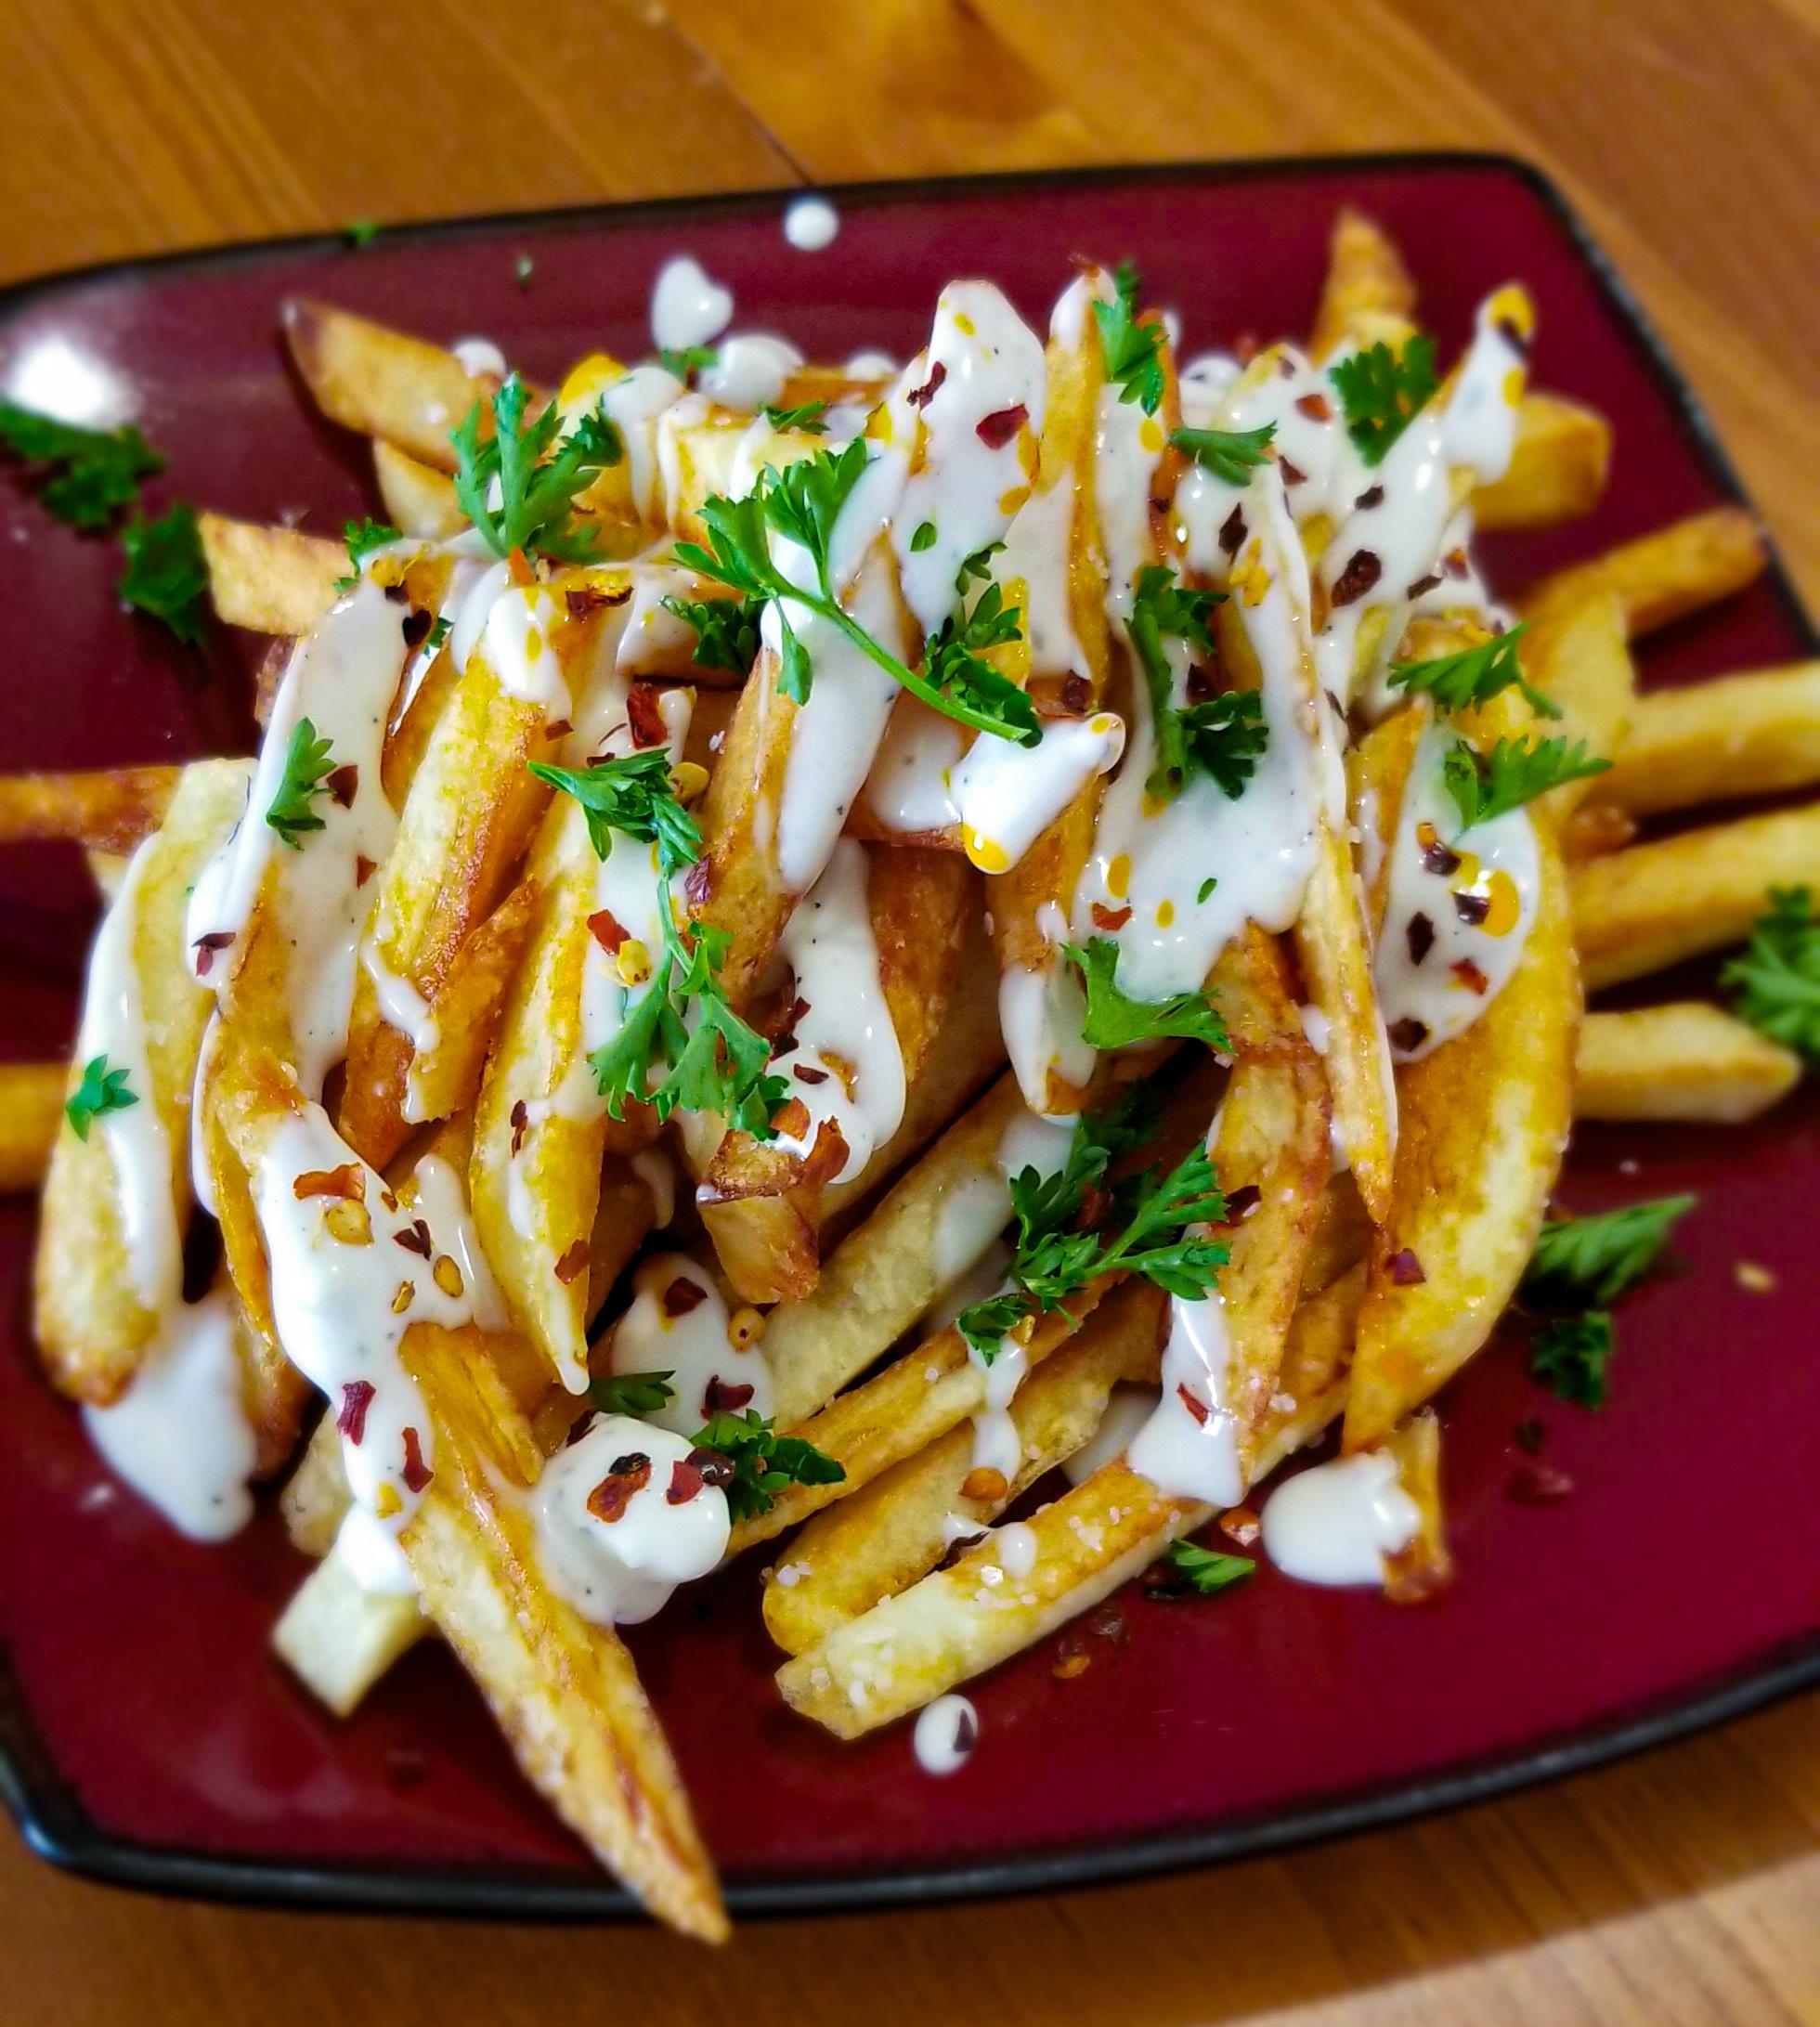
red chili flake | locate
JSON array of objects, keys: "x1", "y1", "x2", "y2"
[
  {"x1": 950, "y1": 1704, "x2": 979, "y2": 1755},
  {"x1": 509, "y1": 1099, "x2": 529, "y2": 1155},
  {"x1": 383, "y1": 580, "x2": 410, "y2": 605},
  {"x1": 543, "y1": 718, "x2": 573, "y2": 742},
  {"x1": 400, "y1": 1426, "x2": 433, "y2": 1493},
  {"x1": 906, "y1": 360, "x2": 946, "y2": 409},
  {"x1": 1218, "y1": 504, "x2": 1247, "y2": 554},
  {"x1": 1086, "y1": 1602, "x2": 1128, "y2": 1645},
  {"x1": 355, "y1": 853, "x2": 377, "y2": 887},
  {"x1": 586, "y1": 1452, "x2": 651, "y2": 1523},
  {"x1": 1232, "y1": 331, "x2": 1260, "y2": 365},
  {"x1": 1186, "y1": 662, "x2": 1218, "y2": 704},
  {"x1": 325, "y1": 764, "x2": 359, "y2": 809},
  {"x1": 1421, "y1": 831, "x2": 1462, "y2": 877},
  {"x1": 1325, "y1": 687, "x2": 1347, "y2": 724},
  {"x1": 975, "y1": 403, "x2": 1027, "y2": 448},
  {"x1": 336, "y1": 1380, "x2": 376, "y2": 1444},
  {"x1": 1506, "y1": 1460, "x2": 1573, "y2": 1505},
  {"x1": 1442, "y1": 546, "x2": 1471, "y2": 579},
  {"x1": 566, "y1": 583, "x2": 630, "y2": 619},
  {"x1": 703, "y1": 1375, "x2": 755, "y2": 1414},
  {"x1": 1060, "y1": 672, "x2": 1091, "y2": 715},
  {"x1": 1279, "y1": 457, "x2": 1306, "y2": 487},
  {"x1": 1223, "y1": 1183, "x2": 1262, "y2": 1222},
  {"x1": 1406, "y1": 571, "x2": 1443, "y2": 599},
  {"x1": 1090, "y1": 903, "x2": 1133, "y2": 931},
  {"x1": 1387, "y1": 1248, "x2": 1426, "y2": 1286},
  {"x1": 662, "y1": 1277, "x2": 708, "y2": 1318},
  {"x1": 768, "y1": 994, "x2": 811, "y2": 1058},
  {"x1": 554, "y1": 1240, "x2": 591, "y2": 1284},
  {"x1": 666, "y1": 1456, "x2": 705, "y2": 1506},
  {"x1": 401, "y1": 607, "x2": 434, "y2": 649},
  {"x1": 1406, "y1": 911, "x2": 1436, "y2": 966},
  {"x1": 1495, "y1": 315, "x2": 1532, "y2": 360},
  {"x1": 191, "y1": 929, "x2": 234, "y2": 977},
  {"x1": 1514, "y1": 1416, "x2": 1546, "y2": 1454},
  {"x1": 1451, "y1": 956, "x2": 1489, "y2": 995},
  {"x1": 1388, "y1": 1016, "x2": 1430, "y2": 1054},
  {"x1": 1176, "y1": 1383, "x2": 1211, "y2": 1426},
  {"x1": 692, "y1": 1449, "x2": 735, "y2": 1490},
  {"x1": 1074, "y1": 1180, "x2": 1112, "y2": 1231},
  {"x1": 1453, "y1": 890, "x2": 1490, "y2": 927},
  {"x1": 1220, "y1": 1506, "x2": 1260, "y2": 1547},
  {"x1": 293, "y1": 1163, "x2": 365, "y2": 1202},
  {"x1": 683, "y1": 860, "x2": 712, "y2": 909},
  {"x1": 1330, "y1": 549, "x2": 1382, "y2": 607},
  {"x1": 1355, "y1": 484, "x2": 1385, "y2": 510},
  {"x1": 393, "y1": 1220, "x2": 434, "y2": 1257},
  {"x1": 586, "y1": 908, "x2": 629, "y2": 955},
  {"x1": 1273, "y1": 349, "x2": 1294, "y2": 378},
  {"x1": 792, "y1": 1063, "x2": 830, "y2": 1085},
  {"x1": 937, "y1": 1529, "x2": 987, "y2": 1571},
  {"x1": 1294, "y1": 391, "x2": 1332, "y2": 422},
  {"x1": 626, "y1": 685, "x2": 668, "y2": 749},
  {"x1": 771, "y1": 1096, "x2": 812, "y2": 1139}
]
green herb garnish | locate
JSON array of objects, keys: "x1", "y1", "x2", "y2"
[
  {"x1": 1095, "y1": 261, "x2": 1165, "y2": 416},
  {"x1": 450, "y1": 372, "x2": 622, "y2": 565},
  {"x1": 65, "y1": 1055, "x2": 137, "y2": 1141},
  {"x1": 1524, "y1": 1196, "x2": 1696, "y2": 1309},
  {"x1": 1388, "y1": 621, "x2": 1558, "y2": 719},
  {"x1": 1153, "y1": 1540, "x2": 1255, "y2": 1596},
  {"x1": 343, "y1": 220, "x2": 381, "y2": 248},
  {"x1": 1440, "y1": 734, "x2": 1609, "y2": 831},
  {"x1": 1126, "y1": 565, "x2": 1247, "y2": 803},
  {"x1": 119, "y1": 502, "x2": 209, "y2": 645},
  {"x1": 335, "y1": 516, "x2": 402, "y2": 591},
  {"x1": 1329, "y1": 336, "x2": 1439, "y2": 466},
  {"x1": 589, "y1": 1371, "x2": 676, "y2": 1417},
  {"x1": 1060, "y1": 937, "x2": 1228, "y2": 1053},
  {"x1": 1169, "y1": 422, "x2": 1277, "y2": 486},
  {"x1": 1530, "y1": 1311, "x2": 1615, "y2": 1410},
  {"x1": 661, "y1": 592, "x2": 765, "y2": 676},
  {"x1": 1722, "y1": 887, "x2": 1820, "y2": 1062},
  {"x1": 265, "y1": 716, "x2": 338, "y2": 848},
  {"x1": 0, "y1": 400, "x2": 162, "y2": 529},
  {"x1": 761, "y1": 402, "x2": 828, "y2": 434},
  {"x1": 530, "y1": 749, "x2": 702, "y2": 878},
  {"x1": 659, "y1": 345, "x2": 719, "y2": 382},
  {"x1": 692, "y1": 1410, "x2": 845, "y2": 1521}
]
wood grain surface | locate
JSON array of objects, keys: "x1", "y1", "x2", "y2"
[{"x1": 1, "y1": 0, "x2": 1814, "y2": 2019}]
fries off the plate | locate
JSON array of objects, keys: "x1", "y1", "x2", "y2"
[{"x1": 9, "y1": 196, "x2": 1813, "y2": 1937}]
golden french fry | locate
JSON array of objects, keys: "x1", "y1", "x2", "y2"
[
  {"x1": 1308, "y1": 207, "x2": 1417, "y2": 361},
  {"x1": 199, "y1": 513, "x2": 345, "y2": 635},
  {"x1": 1379, "y1": 1408, "x2": 1451, "y2": 1603},
  {"x1": 1558, "y1": 800, "x2": 1639, "y2": 864},
  {"x1": 1595, "y1": 661, "x2": 1820, "y2": 818},
  {"x1": 272, "y1": 1539, "x2": 426, "y2": 1719},
  {"x1": 1524, "y1": 590, "x2": 1635, "y2": 823},
  {"x1": 0, "y1": 1063, "x2": 68, "y2": 1193},
  {"x1": 1517, "y1": 506, "x2": 1765, "y2": 638},
  {"x1": 1575, "y1": 1003, "x2": 1802, "y2": 1123},
  {"x1": 280, "y1": 1411, "x2": 350, "y2": 1557},
  {"x1": 1473, "y1": 394, "x2": 1612, "y2": 531},
  {"x1": 1571, "y1": 803, "x2": 1820, "y2": 992},
  {"x1": 0, "y1": 766, "x2": 180, "y2": 852},
  {"x1": 372, "y1": 438, "x2": 465, "y2": 539},
  {"x1": 401, "y1": 877, "x2": 542, "y2": 1127},
  {"x1": 398, "y1": 1319, "x2": 727, "y2": 1943}
]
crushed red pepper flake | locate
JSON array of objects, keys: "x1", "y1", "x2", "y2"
[
  {"x1": 1388, "y1": 1015, "x2": 1430, "y2": 1054},
  {"x1": 1222, "y1": 1183, "x2": 1263, "y2": 1223},
  {"x1": 1443, "y1": 546, "x2": 1471, "y2": 579},
  {"x1": 937, "y1": 1529, "x2": 987, "y2": 1571},
  {"x1": 1451, "y1": 956, "x2": 1490, "y2": 995},
  {"x1": 1090, "y1": 902, "x2": 1133, "y2": 931},
  {"x1": 906, "y1": 360, "x2": 946, "y2": 409},
  {"x1": 587, "y1": 1452, "x2": 651, "y2": 1523},
  {"x1": 587, "y1": 907, "x2": 630, "y2": 954},
  {"x1": 666, "y1": 1456, "x2": 706, "y2": 1505},
  {"x1": 1051, "y1": 1637, "x2": 1092, "y2": 1682},
  {"x1": 400, "y1": 1426, "x2": 432, "y2": 1493},
  {"x1": 1355, "y1": 483, "x2": 1384, "y2": 509},
  {"x1": 1330, "y1": 549, "x2": 1382, "y2": 607},
  {"x1": 1060, "y1": 672, "x2": 1092, "y2": 715},
  {"x1": 325, "y1": 764, "x2": 359, "y2": 809},
  {"x1": 1407, "y1": 912, "x2": 1436, "y2": 966},
  {"x1": 293, "y1": 1163, "x2": 365, "y2": 1202},
  {"x1": 1220, "y1": 1506, "x2": 1261, "y2": 1547},
  {"x1": 553, "y1": 1240, "x2": 591, "y2": 1284},
  {"x1": 355, "y1": 853, "x2": 377, "y2": 887},
  {"x1": 1453, "y1": 890, "x2": 1491, "y2": 927},
  {"x1": 1406, "y1": 570, "x2": 1443, "y2": 599},
  {"x1": 1387, "y1": 1248, "x2": 1426, "y2": 1285},
  {"x1": 975, "y1": 403, "x2": 1027, "y2": 448},
  {"x1": 510, "y1": 1098, "x2": 529, "y2": 1154},
  {"x1": 626, "y1": 685, "x2": 668, "y2": 749},
  {"x1": 401, "y1": 607, "x2": 433, "y2": 649},
  {"x1": 336, "y1": 1380, "x2": 376, "y2": 1444},
  {"x1": 703, "y1": 1374, "x2": 754, "y2": 1414},
  {"x1": 393, "y1": 1219, "x2": 434, "y2": 1257},
  {"x1": 1176, "y1": 1383, "x2": 1211, "y2": 1426},
  {"x1": 1294, "y1": 391, "x2": 1332, "y2": 422},
  {"x1": 1419, "y1": 825, "x2": 1462, "y2": 877},
  {"x1": 191, "y1": 929, "x2": 233, "y2": 977},
  {"x1": 1217, "y1": 504, "x2": 1247, "y2": 554},
  {"x1": 792, "y1": 1063, "x2": 830, "y2": 1085},
  {"x1": 1279, "y1": 456, "x2": 1306, "y2": 487},
  {"x1": 1086, "y1": 1601, "x2": 1128, "y2": 1645},
  {"x1": 661, "y1": 1277, "x2": 708, "y2": 1318}
]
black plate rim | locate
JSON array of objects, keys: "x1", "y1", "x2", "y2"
[{"x1": 2, "y1": 148, "x2": 1815, "y2": 1925}]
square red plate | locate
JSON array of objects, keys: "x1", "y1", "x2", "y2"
[{"x1": 1, "y1": 155, "x2": 1814, "y2": 1920}]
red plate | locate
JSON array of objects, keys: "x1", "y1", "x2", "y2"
[{"x1": 1, "y1": 156, "x2": 1815, "y2": 1918}]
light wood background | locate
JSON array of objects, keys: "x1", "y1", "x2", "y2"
[{"x1": 1, "y1": 1, "x2": 1814, "y2": 2020}]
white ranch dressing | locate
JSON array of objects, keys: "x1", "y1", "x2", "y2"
[
  {"x1": 1125, "y1": 1281, "x2": 1244, "y2": 1507},
  {"x1": 334, "y1": 1501, "x2": 420, "y2": 1595},
  {"x1": 699, "y1": 333, "x2": 803, "y2": 412},
  {"x1": 782, "y1": 195, "x2": 840, "y2": 252},
  {"x1": 998, "y1": 955, "x2": 1094, "y2": 1121},
  {"x1": 449, "y1": 335, "x2": 507, "y2": 380},
  {"x1": 864, "y1": 704, "x2": 967, "y2": 835},
  {"x1": 607, "y1": 1253, "x2": 774, "y2": 1435},
  {"x1": 950, "y1": 710, "x2": 1124, "y2": 875},
  {"x1": 1260, "y1": 1449, "x2": 1419, "y2": 1587},
  {"x1": 649, "y1": 255, "x2": 734, "y2": 356},
  {"x1": 600, "y1": 365, "x2": 688, "y2": 523},
  {"x1": 532, "y1": 1413, "x2": 730, "y2": 1626},
  {"x1": 914, "y1": 1693, "x2": 978, "y2": 1775},
  {"x1": 478, "y1": 580, "x2": 575, "y2": 715},
  {"x1": 1062, "y1": 1383, "x2": 1160, "y2": 1487},
  {"x1": 997, "y1": 474, "x2": 1085, "y2": 677}
]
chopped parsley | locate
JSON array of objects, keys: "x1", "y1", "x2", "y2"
[
  {"x1": 0, "y1": 399, "x2": 163, "y2": 530},
  {"x1": 65, "y1": 1055, "x2": 137, "y2": 1141},
  {"x1": 265, "y1": 716, "x2": 338, "y2": 848},
  {"x1": 692, "y1": 1410, "x2": 845, "y2": 1521},
  {"x1": 119, "y1": 502, "x2": 209, "y2": 645},
  {"x1": 334, "y1": 516, "x2": 402, "y2": 591},
  {"x1": 514, "y1": 253, "x2": 535, "y2": 291},
  {"x1": 1060, "y1": 937, "x2": 1229, "y2": 1053},
  {"x1": 761, "y1": 401, "x2": 828, "y2": 434},
  {"x1": 342, "y1": 219, "x2": 382, "y2": 248},
  {"x1": 1523, "y1": 1196, "x2": 1696, "y2": 1308},
  {"x1": 1722, "y1": 886, "x2": 1820, "y2": 1062},
  {"x1": 1153, "y1": 1540, "x2": 1255, "y2": 1596},
  {"x1": 1126, "y1": 564, "x2": 1248, "y2": 803},
  {"x1": 1440, "y1": 734, "x2": 1609, "y2": 831},
  {"x1": 1095, "y1": 261, "x2": 1165, "y2": 416},
  {"x1": 1329, "y1": 336, "x2": 1438, "y2": 466},
  {"x1": 450, "y1": 372, "x2": 622, "y2": 565},
  {"x1": 659, "y1": 345, "x2": 719, "y2": 382},
  {"x1": 1169, "y1": 422, "x2": 1277, "y2": 486},
  {"x1": 1530, "y1": 1310, "x2": 1615, "y2": 1410},
  {"x1": 661, "y1": 591, "x2": 765, "y2": 676},
  {"x1": 910, "y1": 519, "x2": 938, "y2": 552},
  {"x1": 1387, "y1": 621, "x2": 1559, "y2": 719},
  {"x1": 425, "y1": 616, "x2": 451, "y2": 652},
  {"x1": 530, "y1": 749, "x2": 702, "y2": 877},
  {"x1": 588, "y1": 1371, "x2": 675, "y2": 1417}
]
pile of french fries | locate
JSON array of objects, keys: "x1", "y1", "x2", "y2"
[{"x1": 7, "y1": 207, "x2": 1814, "y2": 1940}]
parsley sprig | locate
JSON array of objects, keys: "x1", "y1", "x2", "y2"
[
  {"x1": 661, "y1": 591, "x2": 765, "y2": 675},
  {"x1": 1127, "y1": 565, "x2": 1255, "y2": 803},
  {"x1": 530, "y1": 749, "x2": 702, "y2": 878},
  {"x1": 1722, "y1": 887, "x2": 1820, "y2": 1061},
  {"x1": 265, "y1": 717, "x2": 338, "y2": 848},
  {"x1": 450, "y1": 373, "x2": 622, "y2": 565},
  {"x1": 1441, "y1": 734, "x2": 1608, "y2": 831},
  {"x1": 0, "y1": 400, "x2": 162, "y2": 529},
  {"x1": 65, "y1": 1055, "x2": 137, "y2": 1140},
  {"x1": 1153, "y1": 1540, "x2": 1255, "y2": 1596},
  {"x1": 676, "y1": 444, "x2": 1040, "y2": 745},
  {"x1": 1169, "y1": 422, "x2": 1277, "y2": 486},
  {"x1": 1095, "y1": 262, "x2": 1165, "y2": 416},
  {"x1": 692, "y1": 1410, "x2": 844, "y2": 1521},
  {"x1": 1530, "y1": 1311, "x2": 1615, "y2": 1410},
  {"x1": 1388, "y1": 621, "x2": 1559, "y2": 719},
  {"x1": 761, "y1": 401, "x2": 828, "y2": 434},
  {"x1": 659, "y1": 345, "x2": 719, "y2": 383},
  {"x1": 119, "y1": 503, "x2": 209, "y2": 645},
  {"x1": 1330, "y1": 337, "x2": 1438, "y2": 466},
  {"x1": 1523, "y1": 1196, "x2": 1696, "y2": 1309},
  {"x1": 335, "y1": 516, "x2": 401, "y2": 591},
  {"x1": 589, "y1": 1371, "x2": 676, "y2": 1417},
  {"x1": 1060, "y1": 938, "x2": 1229, "y2": 1053}
]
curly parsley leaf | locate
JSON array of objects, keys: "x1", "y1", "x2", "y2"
[
  {"x1": 761, "y1": 401, "x2": 828, "y2": 434},
  {"x1": 1126, "y1": 564, "x2": 1237, "y2": 803},
  {"x1": 1169, "y1": 422, "x2": 1277, "y2": 486},
  {"x1": 692, "y1": 1409, "x2": 844, "y2": 1521},
  {"x1": 910, "y1": 519, "x2": 938, "y2": 552},
  {"x1": 1179, "y1": 689, "x2": 1268, "y2": 799},
  {"x1": 118, "y1": 503, "x2": 209, "y2": 645},
  {"x1": 65, "y1": 1054, "x2": 137, "y2": 1141},
  {"x1": 265, "y1": 716, "x2": 338, "y2": 848},
  {"x1": 924, "y1": 575, "x2": 1036, "y2": 742},
  {"x1": 588, "y1": 1371, "x2": 675, "y2": 1417},
  {"x1": 0, "y1": 399, "x2": 163, "y2": 529},
  {"x1": 1530, "y1": 1310, "x2": 1615, "y2": 1410},
  {"x1": 1524, "y1": 1195, "x2": 1696, "y2": 1309},
  {"x1": 1329, "y1": 336, "x2": 1439, "y2": 466},
  {"x1": 661, "y1": 591, "x2": 765, "y2": 675},
  {"x1": 530, "y1": 748, "x2": 702, "y2": 878},
  {"x1": 1388, "y1": 621, "x2": 1559, "y2": 719},
  {"x1": 1060, "y1": 937, "x2": 1228, "y2": 1053},
  {"x1": 334, "y1": 516, "x2": 402, "y2": 591},
  {"x1": 1440, "y1": 734, "x2": 1609, "y2": 831},
  {"x1": 1722, "y1": 886, "x2": 1820, "y2": 1062},
  {"x1": 1153, "y1": 1540, "x2": 1255, "y2": 1597},
  {"x1": 450, "y1": 373, "x2": 622, "y2": 565},
  {"x1": 342, "y1": 219, "x2": 382, "y2": 248},
  {"x1": 659, "y1": 344, "x2": 719, "y2": 383},
  {"x1": 1095, "y1": 261, "x2": 1165, "y2": 416}
]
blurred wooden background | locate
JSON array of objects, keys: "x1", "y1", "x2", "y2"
[{"x1": 1, "y1": 0, "x2": 1814, "y2": 2020}]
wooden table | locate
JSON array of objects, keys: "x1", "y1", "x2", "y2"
[{"x1": 2, "y1": 1, "x2": 1814, "y2": 2019}]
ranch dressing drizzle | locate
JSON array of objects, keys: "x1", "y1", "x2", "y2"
[
  {"x1": 864, "y1": 705, "x2": 967, "y2": 835},
  {"x1": 997, "y1": 474, "x2": 1085, "y2": 677},
  {"x1": 950, "y1": 711, "x2": 1125, "y2": 876},
  {"x1": 1375, "y1": 720, "x2": 1540, "y2": 1060},
  {"x1": 606, "y1": 1253, "x2": 774, "y2": 1434},
  {"x1": 532, "y1": 1411, "x2": 731, "y2": 1626},
  {"x1": 768, "y1": 838, "x2": 906, "y2": 1184},
  {"x1": 185, "y1": 578, "x2": 410, "y2": 1096},
  {"x1": 1260, "y1": 1449, "x2": 1419, "y2": 1587},
  {"x1": 601, "y1": 365, "x2": 689, "y2": 525},
  {"x1": 782, "y1": 195, "x2": 840, "y2": 252},
  {"x1": 698, "y1": 333, "x2": 803, "y2": 413},
  {"x1": 914, "y1": 1693, "x2": 978, "y2": 1774},
  {"x1": 1126, "y1": 1259, "x2": 1243, "y2": 1503},
  {"x1": 649, "y1": 255, "x2": 734, "y2": 356}
]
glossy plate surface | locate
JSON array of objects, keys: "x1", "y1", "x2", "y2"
[{"x1": 0, "y1": 155, "x2": 1814, "y2": 1918}]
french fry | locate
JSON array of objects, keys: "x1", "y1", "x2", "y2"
[
  {"x1": 280, "y1": 1411, "x2": 349, "y2": 1557},
  {"x1": 399, "y1": 876, "x2": 541, "y2": 1128},
  {"x1": 1595, "y1": 661, "x2": 1820, "y2": 817},
  {"x1": 1517, "y1": 506, "x2": 1766, "y2": 638},
  {"x1": 1558, "y1": 800, "x2": 1639, "y2": 864},
  {"x1": 1571, "y1": 803, "x2": 1820, "y2": 991},
  {"x1": 0, "y1": 766, "x2": 179, "y2": 852},
  {"x1": 1576, "y1": 1003, "x2": 1802, "y2": 1123},
  {"x1": 372, "y1": 438, "x2": 465, "y2": 539},
  {"x1": 272, "y1": 1537, "x2": 425, "y2": 1719},
  {"x1": 281, "y1": 299, "x2": 500, "y2": 472},
  {"x1": 1473, "y1": 394, "x2": 1611, "y2": 530},
  {"x1": 0, "y1": 1063, "x2": 66, "y2": 1193},
  {"x1": 397, "y1": 1319, "x2": 727, "y2": 1942},
  {"x1": 1524, "y1": 590, "x2": 1635, "y2": 822},
  {"x1": 199, "y1": 513, "x2": 345, "y2": 636},
  {"x1": 1379, "y1": 1408, "x2": 1451, "y2": 1603},
  {"x1": 1308, "y1": 207, "x2": 1417, "y2": 360}
]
